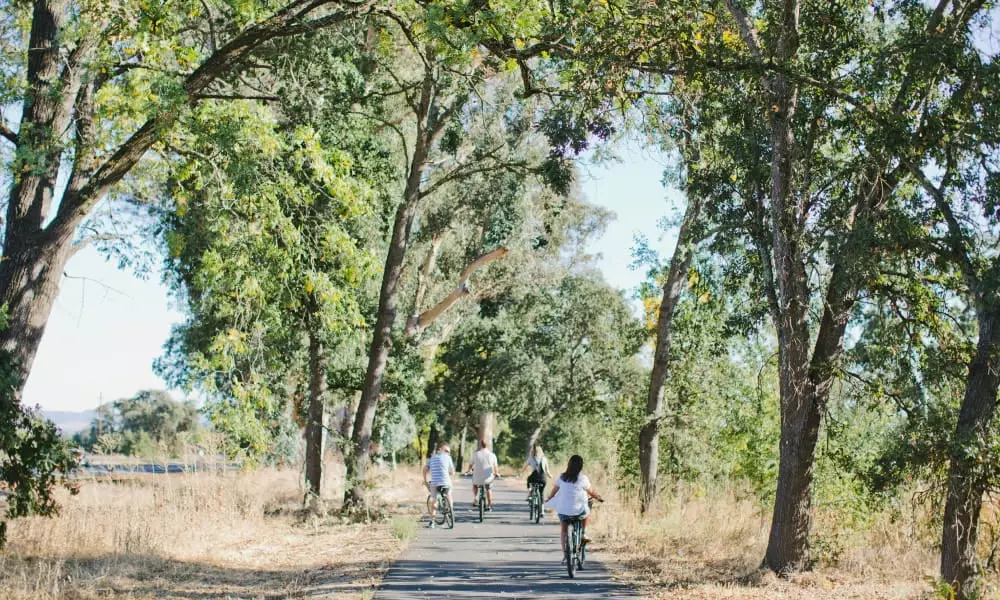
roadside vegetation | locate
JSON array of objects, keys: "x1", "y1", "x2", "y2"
[
  {"x1": 0, "y1": 464, "x2": 425, "y2": 600},
  {"x1": 2, "y1": 1, "x2": 1000, "y2": 599}
]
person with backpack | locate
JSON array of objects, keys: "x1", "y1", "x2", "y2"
[{"x1": 522, "y1": 443, "x2": 552, "y2": 499}]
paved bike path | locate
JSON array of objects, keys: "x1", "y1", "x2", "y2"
[{"x1": 376, "y1": 480, "x2": 636, "y2": 599}]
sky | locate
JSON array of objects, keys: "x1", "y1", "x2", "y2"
[{"x1": 25, "y1": 147, "x2": 683, "y2": 413}]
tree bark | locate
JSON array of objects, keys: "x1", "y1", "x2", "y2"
[
  {"x1": 941, "y1": 310, "x2": 1000, "y2": 598},
  {"x1": 343, "y1": 199, "x2": 418, "y2": 511},
  {"x1": 0, "y1": 232, "x2": 76, "y2": 385},
  {"x1": 639, "y1": 195, "x2": 701, "y2": 513},
  {"x1": 526, "y1": 410, "x2": 556, "y2": 458},
  {"x1": 405, "y1": 247, "x2": 509, "y2": 337},
  {"x1": 478, "y1": 412, "x2": 496, "y2": 447},
  {"x1": 304, "y1": 327, "x2": 328, "y2": 500}
]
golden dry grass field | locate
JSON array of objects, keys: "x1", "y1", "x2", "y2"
[
  {"x1": 587, "y1": 472, "x2": 1000, "y2": 600},
  {"x1": 0, "y1": 463, "x2": 426, "y2": 600},
  {"x1": 3, "y1": 462, "x2": 998, "y2": 599}
]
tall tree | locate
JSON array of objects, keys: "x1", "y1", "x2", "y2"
[
  {"x1": 341, "y1": 13, "x2": 556, "y2": 511},
  {"x1": 0, "y1": 0, "x2": 378, "y2": 524}
]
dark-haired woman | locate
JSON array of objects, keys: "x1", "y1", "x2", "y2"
[{"x1": 544, "y1": 455, "x2": 604, "y2": 549}]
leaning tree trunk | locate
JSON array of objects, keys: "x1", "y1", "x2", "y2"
[
  {"x1": 343, "y1": 200, "x2": 417, "y2": 511},
  {"x1": 941, "y1": 310, "x2": 1000, "y2": 598},
  {"x1": 526, "y1": 410, "x2": 556, "y2": 458},
  {"x1": 304, "y1": 327, "x2": 328, "y2": 502},
  {"x1": 638, "y1": 194, "x2": 700, "y2": 513},
  {"x1": 0, "y1": 231, "x2": 76, "y2": 386}
]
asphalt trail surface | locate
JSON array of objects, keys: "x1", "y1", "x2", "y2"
[{"x1": 376, "y1": 479, "x2": 636, "y2": 599}]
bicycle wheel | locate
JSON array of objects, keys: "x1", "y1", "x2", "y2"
[
  {"x1": 434, "y1": 495, "x2": 447, "y2": 526},
  {"x1": 444, "y1": 496, "x2": 455, "y2": 529},
  {"x1": 566, "y1": 528, "x2": 577, "y2": 579},
  {"x1": 533, "y1": 489, "x2": 543, "y2": 523},
  {"x1": 478, "y1": 492, "x2": 485, "y2": 523},
  {"x1": 579, "y1": 539, "x2": 587, "y2": 570},
  {"x1": 529, "y1": 496, "x2": 537, "y2": 522}
]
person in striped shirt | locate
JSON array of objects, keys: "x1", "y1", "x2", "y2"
[{"x1": 423, "y1": 441, "x2": 455, "y2": 527}]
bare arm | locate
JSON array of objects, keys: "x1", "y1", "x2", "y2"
[
  {"x1": 586, "y1": 487, "x2": 604, "y2": 502},
  {"x1": 545, "y1": 483, "x2": 560, "y2": 503}
]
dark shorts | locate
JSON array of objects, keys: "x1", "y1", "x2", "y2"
[
  {"x1": 558, "y1": 512, "x2": 588, "y2": 523},
  {"x1": 432, "y1": 485, "x2": 451, "y2": 494}
]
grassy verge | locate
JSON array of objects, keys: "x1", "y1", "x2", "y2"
[
  {"x1": 0, "y1": 462, "x2": 426, "y2": 600},
  {"x1": 586, "y1": 475, "x2": 998, "y2": 599}
]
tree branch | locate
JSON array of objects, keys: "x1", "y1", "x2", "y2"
[
  {"x1": 0, "y1": 121, "x2": 17, "y2": 146},
  {"x1": 49, "y1": 0, "x2": 377, "y2": 237},
  {"x1": 406, "y1": 233, "x2": 444, "y2": 334},
  {"x1": 723, "y1": 0, "x2": 765, "y2": 60},
  {"x1": 405, "y1": 247, "x2": 509, "y2": 337},
  {"x1": 194, "y1": 92, "x2": 281, "y2": 101}
]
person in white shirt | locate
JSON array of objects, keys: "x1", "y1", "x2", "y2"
[
  {"x1": 423, "y1": 441, "x2": 455, "y2": 528},
  {"x1": 544, "y1": 454, "x2": 604, "y2": 547},
  {"x1": 467, "y1": 439, "x2": 499, "y2": 511}
]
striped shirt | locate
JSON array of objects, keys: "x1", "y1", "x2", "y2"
[{"x1": 427, "y1": 452, "x2": 454, "y2": 487}]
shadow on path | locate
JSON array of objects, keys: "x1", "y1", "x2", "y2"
[{"x1": 376, "y1": 481, "x2": 636, "y2": 599}]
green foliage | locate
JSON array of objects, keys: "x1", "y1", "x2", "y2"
[
  {"x1": 0, "y1": 306, "x2": 78, "y2": 548},
  {"x1": 74, "y1": 390, "x2": 201, "y2": 458}
]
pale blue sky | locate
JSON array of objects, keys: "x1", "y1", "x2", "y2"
[{"x1": 26, "y1": 147, "x2": 682, "y2": 412}]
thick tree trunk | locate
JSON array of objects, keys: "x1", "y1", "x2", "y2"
[
  {"x1": 304, "y1": 328, "x2": 328, "y2": 500},
  {"x1": 639, "y1": 195, "x2": 700, "y2": 513},
  {"x1": 765, "y1": 380, "x2": 822, "y2": 571},
  {"x1": 0, "y1": 232, "x2": 75, "y2": 385},
  {"x1": 941, "y1": 311, "x2": 1000, "y2": 597},
  {"x1": 343, "y1": 200, "x2": 417, "y2": 511},
  {"x1": 478, "y1": 412, "x2": 496, "y2": 447}
]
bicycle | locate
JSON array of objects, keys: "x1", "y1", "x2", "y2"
[
  {"x1": 528, "y1": 482, "x2": 545, "y2": 523},
  {"x1": 563, "y1": 498, "x2": 601, "y2": 578},
  {"x1": 475, "y1": 477, "x2": 499, "y2": 522},
  {"x1": 426, "y1": 484, "x2": 454, "y2": 529}
]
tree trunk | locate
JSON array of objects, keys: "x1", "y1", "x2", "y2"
[
  {"x1": 339, "y1": 391, "x2": 360, "y2": 444},
  {"x1": 478, "y1": 412, "x2": 496, "y2": 447},
  {"x1": 304, "y1": 328, "x2": 328, "y2": 500},
  {"x1": 427, "y1": 423, "x2": 439, "y2": 459},
  {"x1": 639, "y1": 195, "x2": 701, "y2": 513},
  {"x1": 764, "y1": 378, "x2": 822, "y2": 571},
  {"x1": 0, "y1": 232, "x2": 75, "y2": 385},
  {"x1": 343, "y1": 200, "x2": 417, "y2": 511},
  {"x1": 526, "y1": 410, "x2": 556, "y2": 459},
  {"x1": 457, "y1": 424, "x2": 468, "y2": 471},
  {"x1": 941, "y1": 310, "x2": 1000, "y2": 598}
]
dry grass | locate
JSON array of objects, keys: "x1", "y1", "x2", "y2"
[
  {"x1": 0, "y1": 461, "x2": 426, "y2": 600},
  {"x1": 585, "y1": 472, "x2": 1000, "y2": 600}
]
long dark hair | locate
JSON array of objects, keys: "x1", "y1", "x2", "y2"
[{"x1": 562, "y1": 455, "x2": 584, "y2": 483}]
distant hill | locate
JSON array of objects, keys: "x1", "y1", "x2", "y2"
[{"x1": 42, "y1": 410, "x2": 97, "y2": 434}]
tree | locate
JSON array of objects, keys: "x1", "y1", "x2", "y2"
[
  {"x1": 429, "y1": 273, "x2": 643, "y2": 458},
  {"x1": 341, "y1": 12, "x2": 560, "y2": 511},
  {"x1": 75, "y1": 390, "x2": 200, "y2": 457},
  {"x1": 158, "y1": 81, "x2": 383, "y2": 492},
  {"x1": 0, "y1": 0, "x2": 379, "y2": 527}
]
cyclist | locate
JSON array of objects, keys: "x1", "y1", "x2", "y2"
[
  {"x1": 423, "y1": 441, "x2": 455, "y2": 528},
  {"x1": 544, "y1": 454, "x2": 603, "y2": 548},
  {"x1": 468, "y1": 439, "x2": 499, "y2": 511},
  {"x1": 522, "y1": 442, "x2": 552, "y2": 499}
]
